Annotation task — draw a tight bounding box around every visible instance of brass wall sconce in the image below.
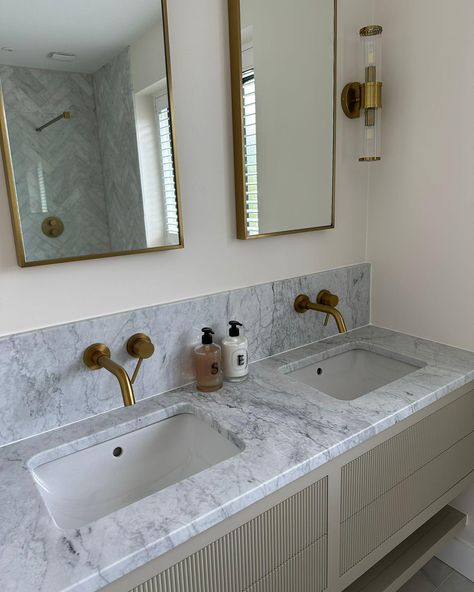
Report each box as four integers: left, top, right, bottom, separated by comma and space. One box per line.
341, 25, 383, 162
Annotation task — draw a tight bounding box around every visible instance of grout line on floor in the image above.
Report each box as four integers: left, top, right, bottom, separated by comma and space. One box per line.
433, 562, 456, 589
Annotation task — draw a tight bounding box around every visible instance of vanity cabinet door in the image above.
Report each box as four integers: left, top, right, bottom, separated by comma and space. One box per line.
130, 477, 328, 592
340, 390, 474, 576
242, 536, 327, 592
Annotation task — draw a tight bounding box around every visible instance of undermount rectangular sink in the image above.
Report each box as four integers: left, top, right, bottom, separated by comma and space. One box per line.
30, 413, 242, 529
286, 347, 423, 401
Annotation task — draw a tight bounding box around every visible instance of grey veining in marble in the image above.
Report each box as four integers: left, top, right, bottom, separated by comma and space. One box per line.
0, 263, 370, 446
0, 64, 111, 260
0, 325, 473, 592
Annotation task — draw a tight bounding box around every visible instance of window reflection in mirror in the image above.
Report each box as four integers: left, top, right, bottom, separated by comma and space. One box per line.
242, 69, 259, 236
0, 0, 182, 266
230, 0, 336, 239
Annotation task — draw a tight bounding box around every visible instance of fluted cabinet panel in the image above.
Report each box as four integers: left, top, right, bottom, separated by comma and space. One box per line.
244, 537, 327, 592
341, 391, 474, 522
340, 391, 474, 575
130, 477, 328, 592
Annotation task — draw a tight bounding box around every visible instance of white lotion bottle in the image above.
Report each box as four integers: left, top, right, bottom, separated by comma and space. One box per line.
222, 321, 249, 382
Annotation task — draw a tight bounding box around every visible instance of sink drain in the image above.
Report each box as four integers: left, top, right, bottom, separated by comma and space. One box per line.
113, 447, 123, 457
316, 368, 323, 375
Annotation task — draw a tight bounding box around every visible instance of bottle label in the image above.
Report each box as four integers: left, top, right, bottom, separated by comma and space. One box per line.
232, 350, 248, 371
211, 362, 220, 375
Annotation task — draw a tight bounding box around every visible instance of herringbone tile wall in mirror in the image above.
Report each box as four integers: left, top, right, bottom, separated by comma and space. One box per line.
0, 0, 183, 266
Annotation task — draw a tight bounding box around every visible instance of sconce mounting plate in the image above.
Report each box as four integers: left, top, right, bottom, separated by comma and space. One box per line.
341, 82, 382, 119
341, 82, 363, 119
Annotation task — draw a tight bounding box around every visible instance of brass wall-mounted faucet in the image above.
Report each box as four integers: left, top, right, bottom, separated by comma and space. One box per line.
294, 290, 347, 334
83, 334, 155, 407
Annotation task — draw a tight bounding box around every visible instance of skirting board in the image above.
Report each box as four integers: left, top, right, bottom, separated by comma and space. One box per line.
436, 536, 474, 583
343, 506, 467, 592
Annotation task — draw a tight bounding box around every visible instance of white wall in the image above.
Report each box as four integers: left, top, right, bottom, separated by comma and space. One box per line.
130, 21, 166, 93
368, 0, 474, 577
0, 0, 372, 337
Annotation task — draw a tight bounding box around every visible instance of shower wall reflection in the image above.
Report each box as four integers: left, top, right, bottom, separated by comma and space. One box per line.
94, 48, 147, 254
0, 0, 181, 265
1, 64, 111, 260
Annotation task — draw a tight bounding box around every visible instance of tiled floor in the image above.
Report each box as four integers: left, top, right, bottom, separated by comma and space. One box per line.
398, 558, 474, 592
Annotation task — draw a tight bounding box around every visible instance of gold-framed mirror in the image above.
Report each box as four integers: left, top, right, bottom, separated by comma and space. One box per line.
228, 0, 337, 239
0, 0, 183, 267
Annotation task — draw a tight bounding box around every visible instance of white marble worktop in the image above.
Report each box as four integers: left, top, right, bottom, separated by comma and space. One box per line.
1, 326, 473, 592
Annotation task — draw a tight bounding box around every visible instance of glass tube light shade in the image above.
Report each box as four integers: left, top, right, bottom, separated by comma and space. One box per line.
359, 26, 383, 161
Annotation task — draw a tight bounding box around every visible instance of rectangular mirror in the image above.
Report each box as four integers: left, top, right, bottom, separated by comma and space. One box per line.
0, 0, 183, 267
228, 0, 336, 239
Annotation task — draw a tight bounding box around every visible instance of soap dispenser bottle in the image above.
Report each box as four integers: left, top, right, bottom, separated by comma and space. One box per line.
193, 328, 223, 392
222, 321, 249, 382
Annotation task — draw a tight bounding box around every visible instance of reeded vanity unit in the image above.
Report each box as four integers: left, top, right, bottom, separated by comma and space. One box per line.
0, 325, 473, 592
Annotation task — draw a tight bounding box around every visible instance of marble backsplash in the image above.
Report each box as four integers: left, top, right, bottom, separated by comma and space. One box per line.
0, 263, 370, 446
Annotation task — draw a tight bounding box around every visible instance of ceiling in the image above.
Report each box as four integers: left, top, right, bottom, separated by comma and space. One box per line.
0, 0, 162, 73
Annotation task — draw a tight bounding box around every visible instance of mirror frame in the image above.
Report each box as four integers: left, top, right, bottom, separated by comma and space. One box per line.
0, 0, 184, 267
228, 0, 337, 240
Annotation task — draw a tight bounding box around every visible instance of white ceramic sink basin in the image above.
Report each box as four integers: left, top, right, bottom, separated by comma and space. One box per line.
31, 413, 242, 529
286, 348, 423, 401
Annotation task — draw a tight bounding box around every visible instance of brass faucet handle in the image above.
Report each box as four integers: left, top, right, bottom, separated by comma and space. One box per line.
127, 333, 155, 360
83, 343, 111, 369
317, 290, 339, 308
294, 294, 311, 313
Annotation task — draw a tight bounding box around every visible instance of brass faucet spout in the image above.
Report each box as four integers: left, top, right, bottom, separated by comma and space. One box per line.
294, 291, 348, 334
305, 302, 347, 333
83, 343, 136, 407
96, 355, 136, 407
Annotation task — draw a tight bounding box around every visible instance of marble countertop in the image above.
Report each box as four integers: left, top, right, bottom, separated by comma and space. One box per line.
1, 326, 474, 592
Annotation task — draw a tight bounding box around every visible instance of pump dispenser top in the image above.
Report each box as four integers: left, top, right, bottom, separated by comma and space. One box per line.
201, 327, 215, 344
228, 321, 243, 337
